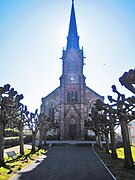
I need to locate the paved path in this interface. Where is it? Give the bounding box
[10,146,114,180]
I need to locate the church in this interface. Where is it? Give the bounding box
[40,0,104,140]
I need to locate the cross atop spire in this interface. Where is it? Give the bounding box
[66,0,80,51]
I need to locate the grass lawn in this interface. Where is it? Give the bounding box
[95,146,135,180]
[0,148,45,180]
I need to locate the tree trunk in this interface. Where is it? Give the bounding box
[43,129,47,146]
[39,126,43,149]
[31,131,37,153]
[0,121,5,166]
[110,122,117,159]
[97,132,103,149]
[120,117,134,169]
[94,131,99,146]
[104,131,110,153]
[19,120,24,155]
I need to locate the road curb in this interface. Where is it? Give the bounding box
[92,147,116,180]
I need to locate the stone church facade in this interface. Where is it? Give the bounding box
[40,1,104,140]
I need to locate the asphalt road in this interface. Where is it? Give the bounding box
[10,146,114,180]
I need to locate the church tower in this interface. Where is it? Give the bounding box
[59,0,86,139]
[40,0,104,140]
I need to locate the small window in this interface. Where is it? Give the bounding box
[71,91,75,103]
[75,91,78,103]
[67,92,70,103]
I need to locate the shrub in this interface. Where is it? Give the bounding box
[46,135,58,140]
[116,141,124,148]
[87,135,96,141]
[4,137,19,148]
[4,128,19,137]
[4,135,32,148]
[24,135,32,144]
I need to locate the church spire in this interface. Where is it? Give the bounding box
[66,0,80,51]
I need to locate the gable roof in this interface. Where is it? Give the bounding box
[86,86,104,100]
[43,86,60,100]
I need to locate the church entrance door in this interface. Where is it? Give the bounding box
[69,124,77,140]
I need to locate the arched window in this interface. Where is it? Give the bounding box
[91,106,96,116]
[75,91,78,103]
[49,107,51,118]
[71,91,75,103]
[51,107,54,121]
[67,92,70,103]
[49,104,55,122]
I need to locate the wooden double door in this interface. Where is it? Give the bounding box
[69,124,77,140]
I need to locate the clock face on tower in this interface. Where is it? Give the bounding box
[69,76,76,82]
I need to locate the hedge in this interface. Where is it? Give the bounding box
[46,135,58,140]
[4,135,32,148]
[4,128,19,137]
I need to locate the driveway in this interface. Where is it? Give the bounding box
[9,146,115,180]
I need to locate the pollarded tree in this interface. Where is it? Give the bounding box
[38,113,51,148]
[94,100,110,153]
[93,99,118,159]
[7,104,29,155]
[109,85,135,169]
[86,105,103,149]
[38,113,59,148]
[119,69,135,94]
[25,109,40,153]
[0,84,23,166]
[17,105,29,155]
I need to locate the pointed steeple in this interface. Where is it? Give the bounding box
[66,0,80,51]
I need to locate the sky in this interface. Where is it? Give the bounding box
[0,0,135,112]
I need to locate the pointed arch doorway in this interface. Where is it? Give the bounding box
[69,118,77,140]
